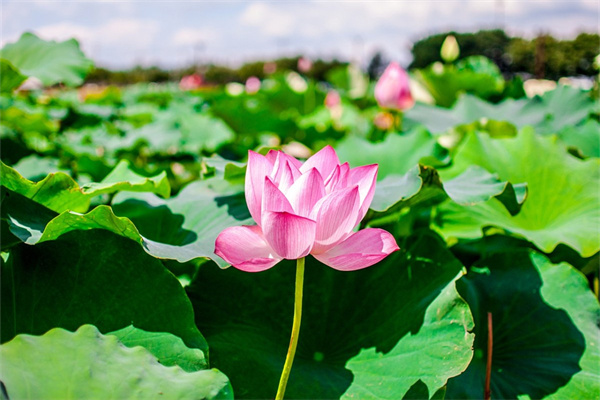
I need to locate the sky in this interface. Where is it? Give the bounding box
[1,1,598,69]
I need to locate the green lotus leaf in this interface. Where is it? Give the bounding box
[557,119,600,158]
[446,250,599,400]
[0,58,26,93]
[433,129,600,257]
[1,160,170,214]
[405,85,595,134]
[335,127,448,178]
[81,159,171,199]
[0,325,232,400]
[107,325,207,372]
[2,175,247,267]
[1,229,207,353]
[111,178,253,266]
[0,32,93,87]
[368,165,526,216]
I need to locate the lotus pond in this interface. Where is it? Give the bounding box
[1,33,599,400]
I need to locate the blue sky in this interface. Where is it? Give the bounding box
[2,1,598,69]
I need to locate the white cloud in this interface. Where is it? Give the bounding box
[239,2,297,38]
[172,28,217,47]
[32,18,159,47]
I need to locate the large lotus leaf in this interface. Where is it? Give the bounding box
[1,161,170,214]
[111,178,253,266]
[446,251,598,400]
[187,232,474,399]
[0,32,93,87]
[413,56,505,107]
[557,119,600,158]
[433,130,600,257]
[1,160,89,213]
[344,269,473,399]
[536,84,598,133]
[369,165,525,215]
[1,229,207,353]
[404,85,595,134]
[2,177,246,267]
[335,127,448,178]
[107,325,207,372]
[0,325,232,400]
[1,189,141,246]
[0,59,26,93]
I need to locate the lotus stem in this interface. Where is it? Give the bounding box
[484,312,493,400]
[275,257,305,400]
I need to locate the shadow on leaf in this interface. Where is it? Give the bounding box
[446,250,585,400]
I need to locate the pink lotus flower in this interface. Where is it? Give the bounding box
[245,76,261,94]
[215,146,399,272]
[297,57,312,73]
[374,62,414,110]
[324,90,341,109]
[179,74,203,90]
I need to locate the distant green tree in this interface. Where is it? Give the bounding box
[411,30,599,79]
[367,51,388,80]
[507,33,600,79]
[410,30,511,71]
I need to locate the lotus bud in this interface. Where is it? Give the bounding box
[374,62,414,111]
[441,35,459,63]
[297,57,312,73]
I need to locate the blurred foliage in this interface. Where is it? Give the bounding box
[87,57,347,86]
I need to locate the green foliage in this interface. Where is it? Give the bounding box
[413,56,505,107]
[404,84,596,134]
[1,160,170,214]
[1,229,207,351]
[111,178,253,266]
[336,128,448,178]
[0,32,93,87]
[0,59,26,93]
[433,130,600,257]
[0,325,232,399]
[446,251,599,399]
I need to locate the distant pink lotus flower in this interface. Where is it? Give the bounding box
[324,90,341,109]
[179,74,203,90]
[374,62,414,110]
[215,146,399,272]
[297,57,312,73]
[245,76,261,94]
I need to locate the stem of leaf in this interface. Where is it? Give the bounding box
[484,312,493,400]
[275,257,305,400]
